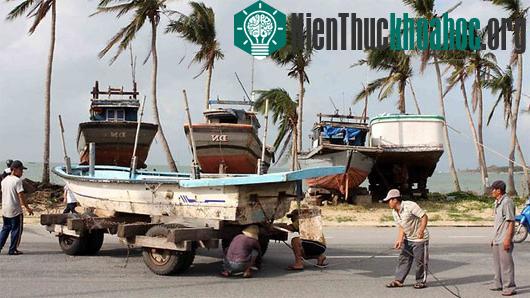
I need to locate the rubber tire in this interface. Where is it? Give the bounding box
[84,230,104,255]
[142,225,196,275]
[59,234,87,256]
[513,221,528,243]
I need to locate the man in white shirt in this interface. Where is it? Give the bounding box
[63,184,78,214]
[0,160,33,255]
[383,189,429,289]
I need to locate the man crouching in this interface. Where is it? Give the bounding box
[383,189,429,289]
[221,225,261,278]
[285,209,327,270]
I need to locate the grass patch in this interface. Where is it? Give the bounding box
[379,214,394,222]
[334,215,356,223]
[447,212,485,222]
[429,214,442,222]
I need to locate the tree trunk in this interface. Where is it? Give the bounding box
[408,79,421,115]
[475,72,489,193]
[398,81,406,114]
[508,54,523,196]
[461,79,486,194]
[150,18,177,172]
[516,135,530,195]
[434,55,461,191]
[42,2,56,185]
[291,125,298,171]
[296,74,304,153]
[205,64,213,110]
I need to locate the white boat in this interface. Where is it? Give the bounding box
[52,165,344,225]
[365,114,445,199]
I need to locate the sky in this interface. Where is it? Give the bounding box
[0,0,528,172]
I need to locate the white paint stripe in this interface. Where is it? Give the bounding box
[327,255,398,259]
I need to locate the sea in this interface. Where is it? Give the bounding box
[19,162,528,196]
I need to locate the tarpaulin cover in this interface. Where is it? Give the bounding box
[322,126,363,145]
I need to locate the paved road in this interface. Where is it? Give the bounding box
[1,225,530,298]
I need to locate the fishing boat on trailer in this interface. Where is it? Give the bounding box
[52,165,344,224]
[363,114,445,199]
[77,81,158,168]
[183,99,273,174]
[299,113,380,199]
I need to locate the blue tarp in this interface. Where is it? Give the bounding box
[322,125,363,145]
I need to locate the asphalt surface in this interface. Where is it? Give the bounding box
[1,225,530,298]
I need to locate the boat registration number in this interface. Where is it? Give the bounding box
[211,134,228,142]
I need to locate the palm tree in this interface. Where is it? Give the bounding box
[166,2,224,110]
[254,89,298,170]
[6,0,57,184]
[354,45,413,114]
[491,0,529,195]
[485,67,530,195]
[93,0,178,172]
[270,16,312,155]
[403,0,461,192]
[441,37,498,194]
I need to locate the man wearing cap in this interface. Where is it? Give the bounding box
[383,189,429,289]
[0,160,33,255]
[1,159,13,181]
[285,209,327,270]
[221,225,261,278]
[490,180,516,296]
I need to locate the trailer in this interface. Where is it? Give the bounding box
[41,211,287,275]
[42,165,344,275]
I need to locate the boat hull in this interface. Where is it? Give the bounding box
[53,166,345,225]
[299,147,376,194]
[77,122,158,168]
[366,115,446,198]
[184,124,272,174]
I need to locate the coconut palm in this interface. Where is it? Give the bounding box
[441,36,498,194]
[491,0,529,195]
[254,89,298,170]
[270,15,312,155]
[93,0,178,172]
[166,2,224,110]
[403,0,461,192]
[6,0,57,184]
[353,45,413,114]
[485,66,530,195]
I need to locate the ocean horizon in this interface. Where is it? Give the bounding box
[16,161,529,196]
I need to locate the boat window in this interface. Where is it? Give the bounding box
[106,109,126,122]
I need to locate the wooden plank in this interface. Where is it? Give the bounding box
[167,227,218,243]
[40,214,70,226]
[133,236,190,251]
[117,223,158,238]
[66,217,117,231]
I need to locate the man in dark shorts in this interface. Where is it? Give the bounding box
[221,225,261,278]
[285,209,327,270]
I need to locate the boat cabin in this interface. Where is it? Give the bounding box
[204,99,261,130]
[310,113,369,148]
[89,81,140,122]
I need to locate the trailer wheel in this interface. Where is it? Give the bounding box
[84,230,104,255]
[58,234,87,256]
[142,226,195,275]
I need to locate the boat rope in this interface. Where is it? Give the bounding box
[281,241,461,298]
[446,123,528,171]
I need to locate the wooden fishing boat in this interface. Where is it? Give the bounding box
[184,101,273,174]
[299,114,379,197]
[52,165,344,225]
[77,81,157,168]
[364,114,445,199]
